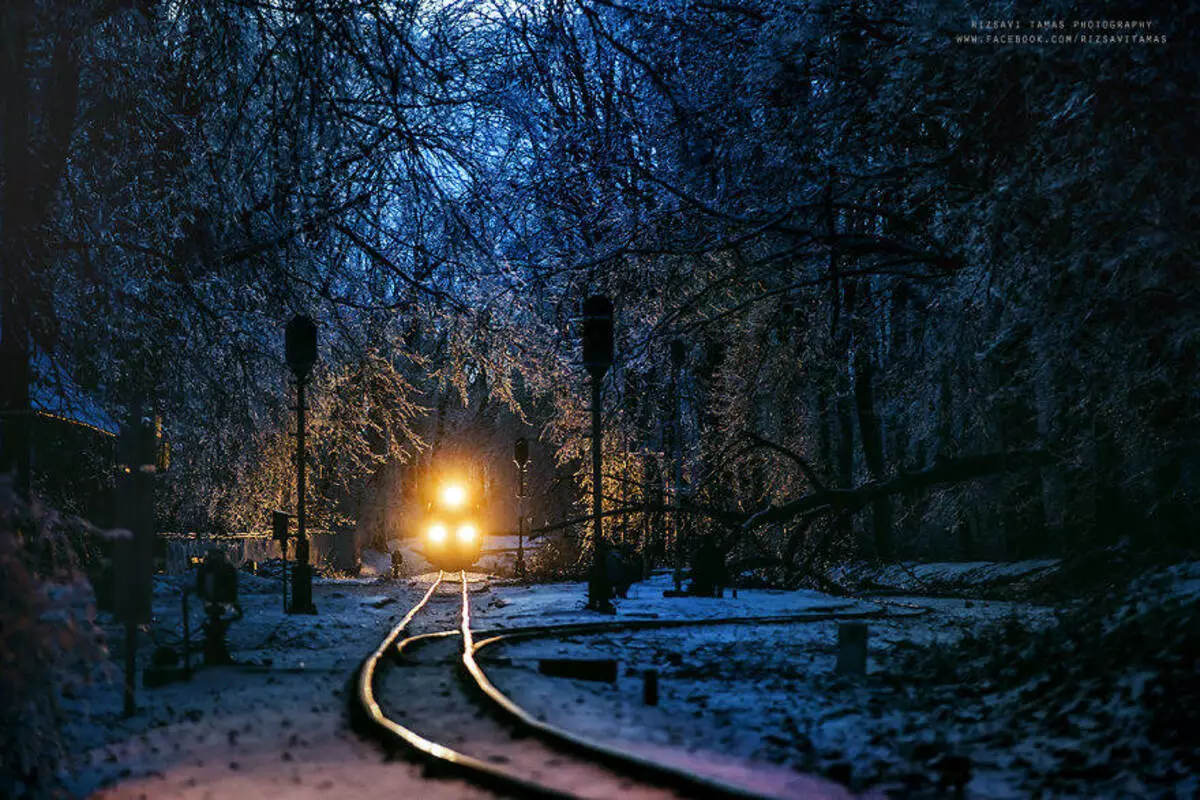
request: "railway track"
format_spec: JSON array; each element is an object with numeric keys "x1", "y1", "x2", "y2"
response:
[{"x1": 354, "y1": 571, "x2": 911, "y2": 799}]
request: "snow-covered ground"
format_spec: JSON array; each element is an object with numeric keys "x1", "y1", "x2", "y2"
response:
[
  {"x1": 63, "y1": 574, "x2": 494, "y2": 798},
  {"x1": 477, "y1": 585, "x2": 1058, "y2": 798},
  {"x1": 471, "y1": 572, "x2": 872, "y2": 630},
  {"x1": 60, "y1": 565, "x2": 1086, "y2": 799}
]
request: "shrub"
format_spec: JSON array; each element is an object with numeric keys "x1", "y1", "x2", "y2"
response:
[
  {"x1": 526, "y1": 533, "x2": 587, "y2": 582},
  {"x1": 0, "y1": 478, "x2": 106, "y2": 797},
  {"x1": 887, "y1": 564, "x2": 1200, "y2": 793}
]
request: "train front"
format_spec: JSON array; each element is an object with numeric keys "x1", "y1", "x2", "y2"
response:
[{"x1": 420, "y1": 479, "x2": 484, "y2": 571}]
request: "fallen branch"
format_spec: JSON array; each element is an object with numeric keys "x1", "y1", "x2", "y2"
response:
[
  {"x1": 523, "y1": 450, "x2": 1050, "y2": 541},
  {"x1": 742, "y1": 450, "x2": 1051, "y2": 531}
]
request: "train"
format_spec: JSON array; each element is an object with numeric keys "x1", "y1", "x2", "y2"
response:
[{"x1": 408, "y1": 463, "x2": 489, "y2": 571}]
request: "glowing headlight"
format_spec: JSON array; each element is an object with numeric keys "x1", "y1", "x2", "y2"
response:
[
  {"x1": 427, "y1": 523, "x2": 447, "y2": 544},
  {"x1": 456, "y1": 524, "x2": 476, "y2": 543},
  {"x1": 440, "y1": 484, "x2": 467, "y2": 509}
]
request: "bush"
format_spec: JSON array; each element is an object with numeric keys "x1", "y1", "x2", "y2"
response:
[
  {"x1": 526, "y1": 533, "x2": 587, "y2": 582},
  {"x1": 887, "y1": 564, "x2": 1200, "y2": 793},
  {"x1": 0, "y1": 478, "x2": 106, "y2": 797}
]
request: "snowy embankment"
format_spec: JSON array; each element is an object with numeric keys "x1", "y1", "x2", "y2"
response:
[
  {"x1": 473, "y1": 564, "x2": 1198, "y2": 798},
  {"x1": 474, "y1": 565, "x2": 1199, "y2": 798},
  {"x1": 874, "y1": 561, "x2": 1200, "y2": 798}
]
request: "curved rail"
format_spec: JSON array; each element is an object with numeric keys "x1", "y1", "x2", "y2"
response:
[
  {"x1": 355, "y1": 571, "x2": 577, "y2": 798},
  {"x1": 471, "y1": 605, "x2": 905, "y2": 650},
  {"x1": 461, "y1": 589, "x2": 914, "y2": 799},
  {"x1": 356, "y1": 571, "x2": 444, "y2": 747},
  {"x1": 358, "y1": 573, "x2": 929, "y2": 799}
]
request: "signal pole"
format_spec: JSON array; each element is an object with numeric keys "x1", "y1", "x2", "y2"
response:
[
  {"x1": 591, "y1": 372, "x2": 605, "y2": 597},
  {"x1": 286, "y1": 314, "x2": 318, "y2": 614},
  {"x1": 115, "y1": 399, "x2": 161, "y2": 716},
  {"x1": 514, "y1": 437, "x2": 529, "y2": 579}
]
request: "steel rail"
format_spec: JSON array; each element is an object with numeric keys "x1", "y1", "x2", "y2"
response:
[
  {"x1": 358, "y1": 572, "x2": 931, "y2": 799},
  {"x1": 470, "y1": 605, "x2": 904, "y2": 649},
  {"x1": 397, "y1": 603, "x2": 916, "y2": 663},
  {"x1": 461, "y1": 591, "x2": 916, "y2": 800},
  {"x1": 355, "y1": 571, "x2": 577, "y2": 799},
  {"x1": 356, "y1": 571, "x2": 444, "y2": 739}
]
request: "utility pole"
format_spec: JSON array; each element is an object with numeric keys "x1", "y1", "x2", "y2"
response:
[
  {"x1": 286, "y1": 314, "x2": 318, "y2": 614},
  {"x1": 581, "y1": 295, "x2": 614, "y2": 613}
]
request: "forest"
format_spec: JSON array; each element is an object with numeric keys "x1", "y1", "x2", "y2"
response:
[
  {"x1": 0, "y1": 0, "x2": 1197, "y2": 795},
  {"x1": 5, "y1": 0, "x2": 1195, "y2": 572}
]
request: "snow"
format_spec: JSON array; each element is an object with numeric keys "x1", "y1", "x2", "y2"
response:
[
  {"x1": 63, "y1": 568, "x2": 886, "y2": 798},
  {"x1": 30, "y1": 351, "x2": 119, "y2": 434},
  {"x1": 59, "y1": 565, "x2": 1090, "y2": 799},
  {"x1": 62, "y1": 577, "x2": 494, "y2": 798},
  {"x1": 475, "y1": 592, "x2": 1058, "y2": 797},
  {"x1": 471, "y1": 571, "x2": 871, "y2": 630}
]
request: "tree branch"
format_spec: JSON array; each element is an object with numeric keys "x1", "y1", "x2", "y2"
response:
[
  {"x1": 741, "y1": 430, "x2": 827, "y2": 491},
  {"x1": 743, "y1": 450, "x2": 1052, "y2": 530}
]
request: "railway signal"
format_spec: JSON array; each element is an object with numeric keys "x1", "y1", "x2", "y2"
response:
[
  {"x1": 514, "y1": 437, "x2": 529, "y2": 579},
  {"x1": 581, "y1": 294, "x2": 615, "y2": 612},
  {"x1": 285, "y1": 314, "x2": 318, "y2": 614}
]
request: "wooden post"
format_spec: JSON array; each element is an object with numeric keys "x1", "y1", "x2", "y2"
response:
[{"x1": 643, "y1": 669, "x2": 659, "y2": 706}]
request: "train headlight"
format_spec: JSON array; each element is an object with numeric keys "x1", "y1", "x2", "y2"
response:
[
  {"x1": 440, "y1": 484, "x2": 467, "y2": 509},
  {"x1": 456, "y1": 523, "x2": 476, "y2": 543},
  {"x1": 427, "y1": 523, "x2": 448, "y2": 544}
]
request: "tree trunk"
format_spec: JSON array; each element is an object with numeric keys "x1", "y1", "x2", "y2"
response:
[
  {"x1": 0, "y1": 3, "x2": 35, "y2": 495},
  {"x1": 835, "y1": 391, "x2": 856, "y2": 545},
  {"x1": 0, "y1": 2, "x2": 83, "y2": 497},
  {"x1": 854, "y1": 347, "x2": 893, "y2": 561}
]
